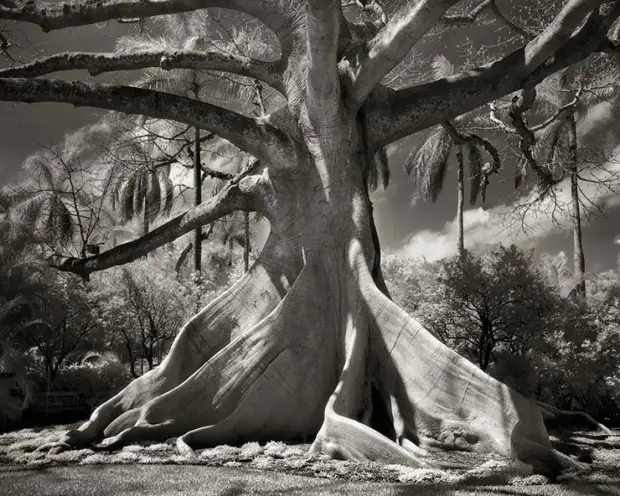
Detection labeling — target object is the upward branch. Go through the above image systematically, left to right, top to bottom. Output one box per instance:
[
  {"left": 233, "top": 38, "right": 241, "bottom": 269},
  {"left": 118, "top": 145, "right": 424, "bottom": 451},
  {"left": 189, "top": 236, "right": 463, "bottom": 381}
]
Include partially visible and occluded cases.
[
  {"left": 306, "top": 0, "right": 342, "bottom": 123},
  {"left": 350, "top": 0, "right": 459, "bottom": 106},
  {"left": 522, "top": 0, "right": 605, "bottom": 74},
  {"left": 0, "top": 78, "right": 297, "bottom": 168}
]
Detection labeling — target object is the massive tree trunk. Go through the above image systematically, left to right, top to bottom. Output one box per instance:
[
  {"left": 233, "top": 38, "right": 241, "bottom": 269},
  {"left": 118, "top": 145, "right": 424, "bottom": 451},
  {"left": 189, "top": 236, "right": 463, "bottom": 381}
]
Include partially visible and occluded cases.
[
  {"left": 2, "top": 0, "right": 617, "bottom": 477},
  {"left": 47, "top": 114, "right": 566, "bottom": 474}
]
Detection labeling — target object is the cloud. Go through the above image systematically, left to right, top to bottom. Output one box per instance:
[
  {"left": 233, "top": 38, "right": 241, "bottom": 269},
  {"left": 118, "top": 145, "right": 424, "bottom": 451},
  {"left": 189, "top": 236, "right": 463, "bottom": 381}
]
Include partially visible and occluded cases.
[{"left": 394, "top": 148, "right": 620, "bottom": 262}]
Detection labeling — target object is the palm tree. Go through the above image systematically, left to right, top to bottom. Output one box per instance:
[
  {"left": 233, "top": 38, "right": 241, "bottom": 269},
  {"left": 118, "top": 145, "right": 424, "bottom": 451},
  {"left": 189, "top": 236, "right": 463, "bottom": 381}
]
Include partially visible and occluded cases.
[
  {"left": 112, "top": 12, "right": 265, "bottom": 278},
  {"left": 404, "top": 56, "right": 497, "bottom": 259},
  {"left": 528, "top": 62, "right": 619, "bottom": 299},
  {"left": 3, "top": 145, "right": 124, "bottom": 261},
  {"left": 4, "top": 150, "right": 84, "bottom": 255},
  {"left": 107, "top": 156, "right": 174, "bottom": 238}
]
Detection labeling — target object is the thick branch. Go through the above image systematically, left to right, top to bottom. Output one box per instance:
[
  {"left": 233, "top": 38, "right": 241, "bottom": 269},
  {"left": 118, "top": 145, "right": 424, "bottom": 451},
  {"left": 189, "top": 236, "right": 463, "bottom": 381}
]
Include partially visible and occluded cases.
[
  {"left": 0, "top": 0, "right": 302, "bottom": 55},
  {"left": 306, "top": 0, "right": 342, "bottom": 122},
  {"left": 350, "top": 0, "right": 459, "bottom": 106},
  {"left": 437, "top": 0, "right": 492, "bottom": 28},
  {"left": 438, "top": 0, "right": 534, "bottom": 39},
  {"left": 523, "top": 0, "right": 604, "bottom": 75},
  {"left": 369, "top": 3, "right": 619, "bottom": 149},
  {"left": 0, "top": 50, "right": 285, "bottom": 93},
  {"left": 0, "top": 78, "right": 296, "bottom": 168},
  {"left": 50, "top": 161, "right": 265, "bottom": 276}
]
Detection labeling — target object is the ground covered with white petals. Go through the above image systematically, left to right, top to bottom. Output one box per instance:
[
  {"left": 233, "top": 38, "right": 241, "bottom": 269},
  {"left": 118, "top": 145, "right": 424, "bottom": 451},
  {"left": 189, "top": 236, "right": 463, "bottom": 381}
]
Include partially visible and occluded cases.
[{"left": 1, "top": 424, "right": 620, "bottom": 488}]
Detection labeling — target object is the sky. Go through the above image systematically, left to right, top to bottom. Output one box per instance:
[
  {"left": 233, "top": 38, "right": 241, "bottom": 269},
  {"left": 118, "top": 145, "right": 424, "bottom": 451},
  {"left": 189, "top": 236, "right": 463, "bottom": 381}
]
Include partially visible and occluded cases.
[
  {"left": 1, "top": 15, "right": 620, "bottom": 274},
  {"left": 371, "top": 102, "right": 620, "bottom": 272}
]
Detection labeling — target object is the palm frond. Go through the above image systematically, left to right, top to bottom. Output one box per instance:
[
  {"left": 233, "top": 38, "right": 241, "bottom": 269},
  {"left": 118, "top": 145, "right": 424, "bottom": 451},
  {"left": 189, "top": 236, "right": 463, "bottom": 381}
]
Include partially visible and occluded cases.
[
  {"left": 115, "top": 34, "right": 180, "bottom": 53},
  {"left": 431, "top": 55, "right": 457, "bottom": 79},
  {"left": 135, "top": 68, "right": 191, "bottom": 94},
  {"left": 405, "top": 126, "right": 452, "bottom": 202},
  {"left": 367, "top": 147, "right": 390, "bottom": 191},
  {"left": 22, "top": 152, "right": 55, "bottom": 189},
  {"left": 514, "top": 157, "right": 528, "bottom": 189},
  {"left": 133, "top": 171, "right": 146, "bottom": 216},
  {"left": 145, "top": 172, "right": 162, "bottom": 222},
  {"left": 121, "top": 174, "right": 136, "bottom": 223},
  {"left": 10, "top": 192, "right": 48, "bottom": 228},
  {"left": 48, "top": 196, "right": 74, "bottom": 243}
]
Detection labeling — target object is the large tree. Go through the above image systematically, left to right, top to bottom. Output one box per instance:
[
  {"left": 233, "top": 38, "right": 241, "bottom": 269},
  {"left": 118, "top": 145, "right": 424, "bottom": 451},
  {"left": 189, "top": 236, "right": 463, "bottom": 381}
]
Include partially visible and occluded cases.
[{"left": 1, "top": 0, "right": 619, "bottom": 474}]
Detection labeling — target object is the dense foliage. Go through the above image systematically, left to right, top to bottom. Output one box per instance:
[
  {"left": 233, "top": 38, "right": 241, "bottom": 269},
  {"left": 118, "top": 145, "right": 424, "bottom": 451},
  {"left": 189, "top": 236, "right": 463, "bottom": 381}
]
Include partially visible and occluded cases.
[{"left": 384, "top": 246, "right": 620, "bottom": 426}]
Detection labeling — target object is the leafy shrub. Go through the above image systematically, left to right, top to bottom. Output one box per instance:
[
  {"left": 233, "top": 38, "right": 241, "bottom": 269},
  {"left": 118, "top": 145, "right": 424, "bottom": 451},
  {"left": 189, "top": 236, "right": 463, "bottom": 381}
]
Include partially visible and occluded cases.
[{"left": 52, "top": 355, "right": 131, "bottom": 409}]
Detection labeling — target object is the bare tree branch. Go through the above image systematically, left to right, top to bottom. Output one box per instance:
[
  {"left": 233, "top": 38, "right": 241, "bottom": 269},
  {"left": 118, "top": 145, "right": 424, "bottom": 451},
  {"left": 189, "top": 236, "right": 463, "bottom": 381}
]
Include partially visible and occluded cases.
[
  {"left": 349, "top": 0, "right": 459, "bottom": 106},
  {"left": 437, "top": 0, "right": 492, "bottom": 28},
  {"left": 368, "top": 2, "right": 620, "bottom": 149},
  {"left": 0, "top": 50, "right": 285, "bottom": 92},
  {"left": 0, "top": 78, "right": 297, "bottom": 168},
  {"left": 49, "top": 160, "right": 266, "bottom": 276}
]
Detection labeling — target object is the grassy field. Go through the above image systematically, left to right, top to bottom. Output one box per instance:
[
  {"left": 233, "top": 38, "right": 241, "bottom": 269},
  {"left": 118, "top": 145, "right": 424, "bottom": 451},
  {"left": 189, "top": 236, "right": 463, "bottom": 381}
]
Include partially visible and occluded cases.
[{"left": 1, "top": 424, "right": 620, "bottom": 495}]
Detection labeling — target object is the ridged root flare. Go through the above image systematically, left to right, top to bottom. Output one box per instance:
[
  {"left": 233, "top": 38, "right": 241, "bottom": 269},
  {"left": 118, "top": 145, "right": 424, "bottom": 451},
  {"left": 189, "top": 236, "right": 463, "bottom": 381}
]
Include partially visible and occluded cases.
[{"left": 45, "top": 237, "right": 592, "bottom": 474}]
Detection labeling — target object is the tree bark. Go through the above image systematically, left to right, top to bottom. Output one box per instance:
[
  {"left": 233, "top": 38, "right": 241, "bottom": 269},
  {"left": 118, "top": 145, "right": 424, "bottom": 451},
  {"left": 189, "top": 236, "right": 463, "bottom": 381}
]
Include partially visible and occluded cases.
[
  {"left": 568, "top": 116, "right": 586, "bottom": 299},
  {"left": 456, "top": 144, "right": 465, "bottom": 259},
  {"left": 243, "top": 212, "right": 250, "bottom": 273}
]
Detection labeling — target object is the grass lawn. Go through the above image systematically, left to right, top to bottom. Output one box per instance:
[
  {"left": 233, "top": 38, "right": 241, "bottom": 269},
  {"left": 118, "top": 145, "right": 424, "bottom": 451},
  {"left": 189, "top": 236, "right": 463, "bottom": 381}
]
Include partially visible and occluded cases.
[{"left": 1, "top": 424, "right": 620, "bottom": 495}]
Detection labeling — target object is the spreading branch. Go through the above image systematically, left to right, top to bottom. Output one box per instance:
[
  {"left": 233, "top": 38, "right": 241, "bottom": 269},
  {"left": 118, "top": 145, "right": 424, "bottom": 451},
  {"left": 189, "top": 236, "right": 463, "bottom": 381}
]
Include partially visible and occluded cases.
[
  {"left": 0, "top": 0, "right": 302, "bottom": 55},
  {"left": 349, "top": 0, "right": 459, "bottom": 106},
  {"left": 438, "top": 0, "right": 534, "bottom": 39},
  {"left": 368, "top": 2, "right": 619, "bottom": 149},
  {"left": 0, "top": 50, "right": 285, "bottom": 92},
  {"left": 0, "top": 78, "right": 297, "bottom": 168},
  {"left": 49, "top": 161, "right": 265, "bottom": 276}
]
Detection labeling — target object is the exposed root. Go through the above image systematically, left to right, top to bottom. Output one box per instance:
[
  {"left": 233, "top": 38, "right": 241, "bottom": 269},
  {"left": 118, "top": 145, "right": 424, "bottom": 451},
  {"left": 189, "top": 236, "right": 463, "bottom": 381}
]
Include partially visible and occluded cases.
[
  {"left": 50, "top": 234, "right": 301, "bottom": 453},
  {"left": 42, "top": 236, "right": 606, "bottom": 480},
  {"left": 322, "top": 241, "right": 578, "bottom": 473},
  {"left": 310, "top": 244, "right": 464, "bottom": 469},
  {"left": 91, "top": 259, "right": 339, "bottom": 452},
  {"left": 311, "top": 310, "right": 438, "bottom": 466},
  {"left": 536, "top": 400, "right": 612, "bottom": 435}
]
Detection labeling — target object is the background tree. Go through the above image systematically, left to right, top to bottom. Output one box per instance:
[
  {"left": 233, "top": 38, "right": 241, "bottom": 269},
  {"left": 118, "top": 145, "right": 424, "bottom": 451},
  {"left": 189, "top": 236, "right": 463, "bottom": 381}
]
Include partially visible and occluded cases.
[
  {"left": 1, "top": 0, "right": 619, "bottom": 472},
  {"left": 404, "top": 55, "right": 500, "bottom": 258},
  {"left": 489, "top": 57, "right": 619, "bottom": 299},
  {"left": 3, "top": 146, "right": 114, "bottom": 259},
  {"left": 0, "top": 218, "right": 48, "bottom": 428},
  {"left": 434, "top": 245, "right": 560, "bottom": 371},
  {"left": 95, "top": 258, "right": 207, "bottom": 377},
  {"left": 27, "top": 273, "right": 105, "bottom": 391}
]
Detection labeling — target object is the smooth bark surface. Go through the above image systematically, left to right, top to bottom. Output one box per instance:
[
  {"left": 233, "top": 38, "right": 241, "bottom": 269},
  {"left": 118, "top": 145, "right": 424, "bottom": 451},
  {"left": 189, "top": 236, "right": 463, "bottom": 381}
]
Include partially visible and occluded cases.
[{"left": 3, "top": 0, "right": 617, "bottom": 475}]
